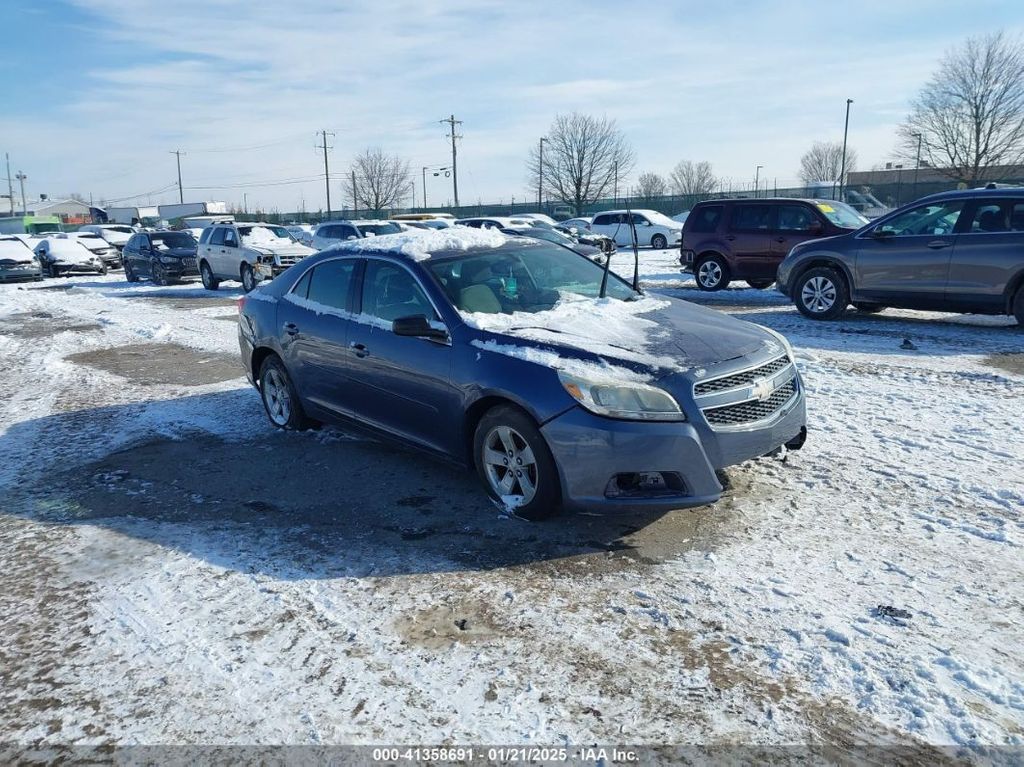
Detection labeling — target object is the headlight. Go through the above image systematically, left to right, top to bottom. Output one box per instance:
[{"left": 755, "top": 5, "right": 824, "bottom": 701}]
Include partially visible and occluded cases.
[
  {"left": 756, "top": 325, "right": 794, "bottom": 360},
  {"left": 558, "top": 371, "right": 686, "bottom": 421}
]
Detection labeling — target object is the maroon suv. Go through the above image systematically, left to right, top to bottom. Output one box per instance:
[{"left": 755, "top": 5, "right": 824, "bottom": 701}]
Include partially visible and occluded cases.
[{"left": 680, "top": 198, "right": 868, "bottom": 290}]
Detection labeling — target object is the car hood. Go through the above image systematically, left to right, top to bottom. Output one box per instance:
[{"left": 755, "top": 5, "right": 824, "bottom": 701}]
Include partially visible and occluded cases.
[
  {"left": 101, "top": 231, "right": 132, "bottom": 245},
  {"left": 155, "top": 247, "right": 197, "bottom": 258},
  {"left": 467, "top": 294, "right": 777, "bottom": 379}
]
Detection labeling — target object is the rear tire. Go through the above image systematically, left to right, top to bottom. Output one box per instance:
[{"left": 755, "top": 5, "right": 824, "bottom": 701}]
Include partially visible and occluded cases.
[
  {"left": 651, "top": 233, "right": 668, "bottom": 250},
  {"left": 695, "top": 254, "right": 730, "bottom": 291},
  {"left": 200, "top": 261, "right": 220, "bottom": 291},
  {"left": 241, "top": 263, "right": 257, "bottom": 293},
  {"left": 794, "top": 266, "right": 849, "bottom": 320},
  {"left": 747, "top": 279, "right": 775, "bottom": 290},
  {"left": 1013, "top": 286, "right": 1024, "bottom": 326},
  {"left": 854, "top": 302, "right": 886, "bottom": 314},
  {"left": 258, "top": 356, "right": 315, "bottom": 431},
  {"left": 474, "top": 405, "right": 560, "bottom": 521}
]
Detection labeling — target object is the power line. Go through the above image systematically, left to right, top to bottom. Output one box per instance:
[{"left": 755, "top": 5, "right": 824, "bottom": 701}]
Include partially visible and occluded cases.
[
  {"left": 439, "top": 114, "right": 462, "bottom": 208},
  {"left": 316, "top": 130, "right": 336, "bottom": 218}
]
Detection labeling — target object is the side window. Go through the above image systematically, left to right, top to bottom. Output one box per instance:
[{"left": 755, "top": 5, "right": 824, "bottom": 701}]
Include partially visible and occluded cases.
[
  {"left": 875, "top": 201, "right": 965, "bottom": 237},
  {"left": 965, "top": 201, "right": 1009, "bottom": 233},
  {"left": 1011, "top": 202, "right": 1024, "bottom": 231},
  {"left": 689, "top": 205, "right": 723, "bottom": 234},
  {"left": 730, "top": 205, "right": 773, "bottom": 231},
  {"left": 776, "top": 205, "right": 819, "bottom": 233},
  {"left": 630, "top": 213, "right": 649, "bottom": 226},
  {"left": 592, "top": 214, "right": 610, "bottom": 226},
  {"left": 342, "top": 225, "right": 358, "bottom": 239},
  {"left": 210, "top": 227, "right": 226, "bottom": 246},
  {"left": 199, "top": 228, "right": 212, "bottom": 245},
  {"left": 223, "top": 229, "right": 238, "bottom": 247},
  {"left": 126, "top": 235, "right": 138, "bottom": 250},
  {"left": 306, "top": 259, "right": 356, "bottom": 311},
  {"left": 361, "top": 261, "right": 436, "bottom": 323},
  {"left": 290, "top": 269, "right": 313, "bottom": 300}
]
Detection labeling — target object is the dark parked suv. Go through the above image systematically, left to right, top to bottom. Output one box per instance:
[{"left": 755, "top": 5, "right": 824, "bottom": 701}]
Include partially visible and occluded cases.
[
  {"left": 777, "top": 187, "right": 1024, "bottom": 323},
  {"left": 681, "top": 198, "right": 868, "bottom": 291},
  {"left": 123, "top": 230, "right": 199, "bottom": 285}
]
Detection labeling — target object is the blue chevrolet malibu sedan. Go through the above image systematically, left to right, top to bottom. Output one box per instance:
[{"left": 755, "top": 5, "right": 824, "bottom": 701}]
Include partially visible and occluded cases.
[{"left": 238, "top": 229, "right": 806, "bottom": 519}]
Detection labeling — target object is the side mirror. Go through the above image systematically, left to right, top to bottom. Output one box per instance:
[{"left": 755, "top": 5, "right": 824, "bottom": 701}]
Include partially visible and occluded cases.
[
  {"left": 345, "top": 235, "right": 358, "bottom": 241},
  {"left": 392, "top": 314, "right": 448, "bottom": 340}
]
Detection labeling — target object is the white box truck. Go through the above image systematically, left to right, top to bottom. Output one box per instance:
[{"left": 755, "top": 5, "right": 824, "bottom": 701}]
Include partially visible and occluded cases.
[
  {"left": 158, "top": 202, "right": 228, "bottom": 221},
  {"left": 106, "top": 206, "right": 160, "bottom": 227}
]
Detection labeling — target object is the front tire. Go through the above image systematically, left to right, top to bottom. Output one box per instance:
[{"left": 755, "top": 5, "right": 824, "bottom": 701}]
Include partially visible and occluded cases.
[
  {"left": 651, "top": 233, "right": 668, "bottom": 250},
  {"left": 695, "top": 255, "right": 730, "bottom": 291},
  {"left": 124, "top": 260, "right": 140, "bottom": 282},
  {"left": 151, "top": 261, "right": 169, "bottom": 286},
  {"left": 200, "top": 261, "right": 220, "bottom": 291},
  {"left": 241, "top": 263, "right": 258, "bottom": 293},
  {"left": 794, "top": 266, "right": 849, "bottom": 320},
  {"left": 853, "top": 302, "right": 886, "bottom": 314},
  {"left": 258, "top": 356, "right": 314, "bottom": 430},
  {"left": 474, "top": 405, "right": 560, "bottom": 520}
]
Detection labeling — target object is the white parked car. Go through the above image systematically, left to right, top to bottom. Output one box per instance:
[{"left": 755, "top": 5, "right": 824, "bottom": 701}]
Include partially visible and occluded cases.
[
  {"left": 588, "top": 209, "right": 683, "bottom": 249},
  {"left": 671, "top": 211, "right": 690, "bottom": 224},
  {"left": 514, "top": 213, "right": 558, "bottom": 226},
  {"left": 455, "top": 216, "right": 535, "bottom": 230},
  {"left": 559, "top": 216, "right": 593, "bottom": 232},
  {"left": 311, "top": 220, "right": 403, "bottom": 251},
  {"left": 197, "top": 221, "right": 315, "bottom": 292},
  {"left": 78, "top": 224, "right": 136, "bottom": 252},
  {"left": 286, "top": 224, "right": 314, "bottom": 246},
  {"left": 68, "top": 231, "right": 122, "bottom": 269},
  {"left": 0, "top": 236, "right": 42, "bottom": 282},
  {"left": 33, "top": 236, "right": 108, "bottom": 277}
]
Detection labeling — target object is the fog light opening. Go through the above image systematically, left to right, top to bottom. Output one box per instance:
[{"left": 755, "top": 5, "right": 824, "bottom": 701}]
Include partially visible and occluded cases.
[{"left": 605, "top": 471, "right": 686, "bottom": 499}]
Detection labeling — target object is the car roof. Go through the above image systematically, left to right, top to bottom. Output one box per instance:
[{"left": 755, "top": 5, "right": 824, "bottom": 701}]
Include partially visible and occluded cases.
[{"left": 912, "top": 186, "right": 1024, "bottom": 203}]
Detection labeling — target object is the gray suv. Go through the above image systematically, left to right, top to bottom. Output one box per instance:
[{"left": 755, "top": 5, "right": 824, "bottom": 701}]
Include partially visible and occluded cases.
[{"left": 777, "top": 187, "right": 1024, "bottom": 324}]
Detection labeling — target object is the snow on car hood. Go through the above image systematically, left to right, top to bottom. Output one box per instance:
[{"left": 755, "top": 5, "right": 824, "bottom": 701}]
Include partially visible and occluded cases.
[
  {"left": 38, "top": 239, "right": 98, "bottom": 264},
  {"left": 0, "top": 240, "right": 34, "bottom": 262},
  {"left": 461, "top": 292, "right": 774, "bottom": 377}
]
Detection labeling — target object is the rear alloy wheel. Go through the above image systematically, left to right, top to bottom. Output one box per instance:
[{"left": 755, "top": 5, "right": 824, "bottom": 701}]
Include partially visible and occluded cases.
[
  {"left": 651, "top": 233, "right": 668, "bottom": 250},
  {"left": 695, "top": 255, "right": 730, "bottom": 291},
  {"left": 124, "top": 260, "right": 140, "bottom": 282},
  {"left": 200, "top": 261, "right": 220, "bottom": 291},
  {"left": 241, "top": 263, "right": 258, "bottom": 293},
  {"left": 794, "top": 266, "right": 849, "bottom": 320},
  {"left": 747, "top": 279, "right": 775, "bottom": 290},
  {"left": 1013, "top": 286, "right": 1024, "bottom": 326},
  {"left": 853, "top": 302, "right": 886, "bottom": 314},
  {"left": 259, "top": 356, "right": 314, "bottom": 430},
  {"left": 474, "top": 405, "right": 560, "bottom": 521}
]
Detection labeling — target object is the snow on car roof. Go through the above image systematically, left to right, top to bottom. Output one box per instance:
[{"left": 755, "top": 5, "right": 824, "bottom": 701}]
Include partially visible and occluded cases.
[{"left": 325, "top": 226, "right": 518, "bottom": 261}]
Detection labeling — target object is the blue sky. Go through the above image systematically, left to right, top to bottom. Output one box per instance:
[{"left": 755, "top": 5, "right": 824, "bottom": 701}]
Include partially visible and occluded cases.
[{"left": 3, "top": 0, "right": 1023, "bottom": 213}]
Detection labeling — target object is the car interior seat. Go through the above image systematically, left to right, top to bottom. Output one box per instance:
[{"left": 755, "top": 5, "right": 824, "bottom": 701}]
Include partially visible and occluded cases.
[{"left": 459, "top": 284, "right": 501, "bottom": 314}]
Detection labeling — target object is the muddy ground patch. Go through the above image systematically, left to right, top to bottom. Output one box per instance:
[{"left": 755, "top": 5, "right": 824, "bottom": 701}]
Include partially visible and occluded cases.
[{"left": 66, "top": 343, "right": 242, "bottom": 386}]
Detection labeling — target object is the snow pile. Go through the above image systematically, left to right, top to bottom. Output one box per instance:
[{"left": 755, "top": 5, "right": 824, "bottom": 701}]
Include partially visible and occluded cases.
[
  {"left": 241, "top": 226, "right": 291, "bottom": 247},
  {"left": 326, "top": 226, "right": 513, "bottom": 261},
  {"left": 463, "top": 292, "right": 682, "bottom": 371},
  {"left": 471, "top": 339, "right": 651, "bottom": 383}
]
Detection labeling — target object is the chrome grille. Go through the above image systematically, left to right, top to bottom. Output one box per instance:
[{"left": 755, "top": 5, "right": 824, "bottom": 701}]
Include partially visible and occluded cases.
[
  {"left": 277, "top": 255, "right": 304, "bottom": 266},
  {"left": 182, "top": 257, "right": 197, "bottom": 269},
  {"left": 694, "top": 355, "right": 790, "bottom": 395},
  {"left": 703, "top": 380, "right": 797, "bottom": 426}
]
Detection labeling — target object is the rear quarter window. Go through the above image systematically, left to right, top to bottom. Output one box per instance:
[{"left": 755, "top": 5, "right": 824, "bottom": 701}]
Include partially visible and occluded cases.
[
  {"left": 688, "top": 205, "right": 724, "bottom": 234},
  {"left": 592, "top": 214, "right": 611, "bottom": 226}
]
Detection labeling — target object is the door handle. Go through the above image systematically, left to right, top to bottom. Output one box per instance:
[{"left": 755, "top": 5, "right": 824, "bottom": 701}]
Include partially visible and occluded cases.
[
  {"left": 725, "top": 235, "right": 736, "bottom": 241},
  {"left": 775, "top": 237, "right": 786, "bottom": 243},
  {"left": 926, "top": 240, "right": 951, "bottom": 249},
  {"left": 284, "top": 322, "right": 299, "bottom": 336},
  {"left": 350, "top": 342, "right": 369, "bottom": 358}
]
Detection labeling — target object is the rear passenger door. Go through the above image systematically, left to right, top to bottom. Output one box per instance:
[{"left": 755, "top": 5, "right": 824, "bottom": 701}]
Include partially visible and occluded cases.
[
  {"left": 945, "top": 198, "right": 1024, "bottom": 312},
  {"left": 726, "top": 203, "right": 774, "bottom": 279},
  {"left": 206, "top": 227, "right": 227, "bottom": 276}
]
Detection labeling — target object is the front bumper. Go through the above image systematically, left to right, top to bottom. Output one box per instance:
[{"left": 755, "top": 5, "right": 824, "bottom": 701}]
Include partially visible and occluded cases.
[
  {"left": 161, "top": 257, "right": 199, "bottom": 277},
  {"left": 50, "top": 262, "right": 106, "bottom": 275},
  {"left": 0, "top": 264, "right": 43, "bottom": 282},
  {"left": 541, "top": 398, "right": 806, "bottom": 512}
]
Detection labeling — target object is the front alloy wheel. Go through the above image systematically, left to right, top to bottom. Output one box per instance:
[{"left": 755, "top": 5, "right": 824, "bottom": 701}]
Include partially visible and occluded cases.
[
  {"left": 152, "top": 261, "right": 168, "bottom": 286},
  {"left": 200, "top": 261, "right": 220, "bottom": 291},
  {"left": 241, "top": 263, "right": 257, "bottom": 293},
  {"left": 795, "top": 266, "right": 849, "bottom": 320}
]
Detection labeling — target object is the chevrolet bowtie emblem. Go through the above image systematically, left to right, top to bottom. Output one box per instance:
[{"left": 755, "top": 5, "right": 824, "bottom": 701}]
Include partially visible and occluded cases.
[{"left": 751, "top": 377, "right": 774, "bottom": 402}]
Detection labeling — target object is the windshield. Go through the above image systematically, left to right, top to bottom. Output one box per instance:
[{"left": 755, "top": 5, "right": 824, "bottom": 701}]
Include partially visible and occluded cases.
[
  {"left": 815, "top": 201, "right": 869, "bottom": 229},
  {"left": 646, "top": 212, "right": 679, "bottom": 227},
  {"left": 358, "top": 222, "right": 402, "bottom": 236},
  {"left": 31, "top": 223, "right": 62, "bottom": 234},
  {"left": 105, "top": 226, "right": 134, "bottom": 234},
  {"left": 151, "top": 232, "right": 196, "bottom": 249},
  {"left": 0, "top": 239, "right": 32, "bottom": 257},
  {"left": 427, "top": 244, "right": 637, "bottom": 316}
]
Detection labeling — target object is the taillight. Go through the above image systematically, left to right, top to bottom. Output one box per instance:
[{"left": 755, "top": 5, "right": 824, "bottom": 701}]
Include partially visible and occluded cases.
[{"left": 237, "top": 296, "right": 247, "bottom": 313}]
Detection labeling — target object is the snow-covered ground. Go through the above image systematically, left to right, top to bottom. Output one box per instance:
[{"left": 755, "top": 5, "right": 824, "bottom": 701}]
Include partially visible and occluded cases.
[{"left": 0, "top": 249, "right": 1022, "bottom": 756}]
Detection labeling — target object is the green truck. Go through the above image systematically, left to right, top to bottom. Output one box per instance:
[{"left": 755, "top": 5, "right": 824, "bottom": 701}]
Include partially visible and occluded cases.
[{"left": 0, "top": 215, "right": 65, "bottom": 235}]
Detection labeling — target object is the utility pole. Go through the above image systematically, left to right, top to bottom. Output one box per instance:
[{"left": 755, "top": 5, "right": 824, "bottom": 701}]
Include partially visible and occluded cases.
[
  {"left": 839, "top": 98, "right": 853, "bottom": 201},
  {"left": 440, "top": 114, "right": 462, "bottom": 209},
  {"left": 316, "top": 130, "right": 335, "bottom": 218},
  {"left": 913, "top": 132, "right": 923, "bottom": 200},
  {"left": 538, "top": 137, "right": 546, "bottom": 209},
  {"left": 170, "top": 149, "right": 185, "bottom": 203},
  {"left": 5, "top": 154, "right": 13, "bottom": 215},
  {"left": 614, "top": 161, "right": 619, "bottom": 204},
  {"left": 754, "top": 165, "right": 763, "bottom": 198},
  {"left": 422, "top": 166, "right": 428, "bottom": 210},
  {"left": 351, "top": 170, "right": 358, "bottom": 216},
  {"left": 16, "top": 171, "right": 27, "bottom": 214},
  {"left": 243, "top": 193, "right": 248, "bottom": 215}
]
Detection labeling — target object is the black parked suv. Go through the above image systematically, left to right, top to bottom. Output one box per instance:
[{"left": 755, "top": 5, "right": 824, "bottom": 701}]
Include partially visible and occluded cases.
[
  {"left": 776, "top": 187, "right": 1024, "bottom": 324},
  {"left": 681, "top": 198, "right": 868, "bottom": 290},
  {"left": 123, "top": 230, "right": 199, "bottom": 285}
]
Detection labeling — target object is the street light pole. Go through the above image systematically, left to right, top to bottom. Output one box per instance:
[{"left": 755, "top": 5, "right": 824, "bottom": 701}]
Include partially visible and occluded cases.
[
  {"left": 839, "top": 98, "right": 853, "bottom": 201},
  {"left": 913, "top": 132, "right": 923, "bottom": 200},
  {"left": 538, "top": 137, "right": 546, "bottom": 209},
  {"left": 754, "top": 165, "right": 763, "bottom": 198},
  {"left": 16, "top": 171, "right": 27, "bottom": 214}
]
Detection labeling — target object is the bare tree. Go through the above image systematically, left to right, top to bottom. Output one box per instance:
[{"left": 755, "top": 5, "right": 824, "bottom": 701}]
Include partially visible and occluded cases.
[
  {"left": 899, "top": 32, "right": 1024, "bottom": 184},
  {"left": 527, "top": 113, "right": 635, "bottom": 216},
  {"left": 798, "top": 142, "right": 857, "bottom": 185},
  {"left": 343, "top": 147, "right": 412, "bottom": 214},
  {"left": 669, "top": 160, "right": 717, "bottom": 196},
  {"left": 634, "top": 172, "right": 667, "bottom": 202}
]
